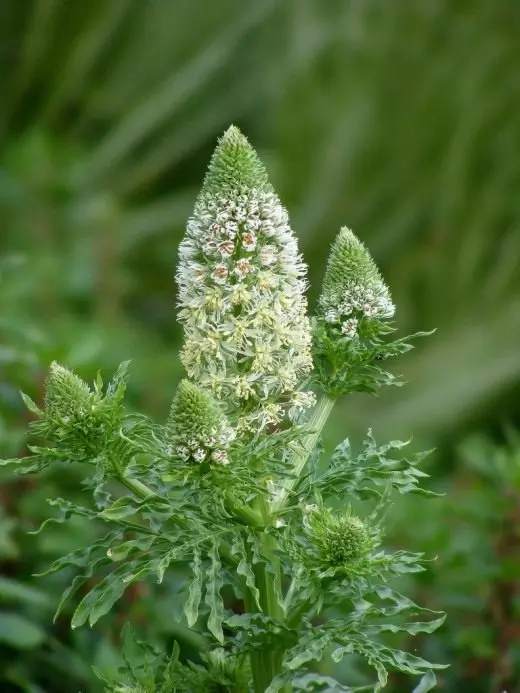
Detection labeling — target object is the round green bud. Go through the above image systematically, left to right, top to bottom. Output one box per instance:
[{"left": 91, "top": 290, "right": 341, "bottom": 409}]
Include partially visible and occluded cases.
[{"left": 306, "top": 508, "right": 371, "bottom": 568}]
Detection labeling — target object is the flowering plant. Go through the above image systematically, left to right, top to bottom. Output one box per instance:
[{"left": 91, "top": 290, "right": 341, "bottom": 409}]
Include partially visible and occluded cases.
[{"left": 3, "top": 127, "right": 445, "bottom": 692}]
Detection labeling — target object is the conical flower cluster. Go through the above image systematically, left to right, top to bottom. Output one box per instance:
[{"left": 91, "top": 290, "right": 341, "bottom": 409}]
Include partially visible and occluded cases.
[
  {"left": 176, "top": 126, "right": 314, "bottom": 430},
  {"left": 319, "top": 227, "right": 395, "bottom": 339},
  {"left": 166, "top": 380, "right": 235, "bottom": 466}
]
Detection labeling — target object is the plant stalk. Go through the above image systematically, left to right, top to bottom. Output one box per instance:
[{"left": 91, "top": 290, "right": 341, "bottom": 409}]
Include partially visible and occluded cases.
[{"left": 271, "top": 395, "right": 335, "bottom": 514}]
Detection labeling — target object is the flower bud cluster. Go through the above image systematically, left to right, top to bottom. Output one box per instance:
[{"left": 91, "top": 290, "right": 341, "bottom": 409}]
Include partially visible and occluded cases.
[
  {"left": 176, "top": 126, "right": 313, "bottom": 430},
  {"left": 319, "top": 227, "right": 395, "bottom": 338},
  {"left": 166, "top": 380, "right": 235, "bottom": 466}
]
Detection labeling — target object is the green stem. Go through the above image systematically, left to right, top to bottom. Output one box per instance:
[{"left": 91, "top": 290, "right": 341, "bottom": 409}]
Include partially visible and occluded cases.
[
  {"left": 271, "top": 395, "right": 335, "bottom": 514},
  {"left": 246, "top": 396, "right": 336, "bottom": 691},
  {"left": 119, "top": 475, "right": 155, "bottom": 498},
  {"left": 243, "top": 498, "right": 287, "bottom": 693},
  {"left": 168, "top": 619, "right": 212, "bottom": 655}
]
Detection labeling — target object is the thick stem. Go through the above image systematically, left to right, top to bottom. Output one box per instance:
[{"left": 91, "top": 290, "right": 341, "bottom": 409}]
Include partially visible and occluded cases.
[
  {"left": 271, "top": 395, "right": 335, "bottom": 514},
  {"left": 247, "top": 396, "right": 336, "bottom": 691},
  {"left": 246, "top": 500, "right": 288, "bottom": 693}
]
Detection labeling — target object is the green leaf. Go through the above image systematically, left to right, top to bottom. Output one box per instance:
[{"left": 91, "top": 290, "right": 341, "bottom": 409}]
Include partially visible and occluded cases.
[
  {"left": 20, "top": 391, "right": 42, "bottom": 416},
  {"left": 99, "top": 496, "right": 142, "bottom": 521},
  {"left": 233, "top": 535, "right": 261, "bottom": 610},
  {"left": 205, "top": 540, "right": 224, "bottom": 643},
  {"left": 184, "top": 549, "right": 203, "bottom": 627},
  {"left": 71, "top": 562, "right": 136, "bottom": 628},
  {"left": 0, "top": 613, "right": 46, "bottom": 649},
  {"left": 412, "top": 671, "right": 438, "bottom": 693}
]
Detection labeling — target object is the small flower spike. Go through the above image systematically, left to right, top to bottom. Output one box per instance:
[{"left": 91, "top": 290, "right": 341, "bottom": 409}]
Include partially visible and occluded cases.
[
  {"left": 319, "top": 227, "right": 395, "bottom": 325},
  {"left": 166, "top": 379, "right": 235, "bottom": 466}
]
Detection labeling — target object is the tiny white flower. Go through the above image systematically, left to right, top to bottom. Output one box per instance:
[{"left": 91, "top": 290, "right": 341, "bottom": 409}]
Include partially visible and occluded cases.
[
  {"left": 225, "top": 221, "right": 238, "bottom": 239},
  {"left": 242, "top": 232, "right": 257, "bottom": 252},
  {"left": 203, "top": 240, "right": 218, "bottom": 255},
  {"left": 217, "top": 240, "right": 235, "bottom": 258},
  {"left": 259, "top": 245, "right": 278, "bottom": 266},
  {"left": 234, "top": 258, "right": 252, "bottom": 278},
  {"left": 212, "top": 265, "right": 229, "bottom": 284},
  {"left": 230, "top": 284, "right": 252, "bottom": 305},
  {"left": 338, "top": 301, "right": 353, "bottom": 316},
  {"left": 363, "top": 302, "right": 378, "bottom": 318},
  {"left": 324, "top": 308, "right": 339, "bottom": 324},
  {"left": 341, "top": 318, "right": 358, "bottom": 338},
  {"left": 219, "top": 426, "right": 236, "bottom": 445},
  {"left": 175, "top": 446, "right": 190, "bottom": 461},
  {"left": 193, "top": 448, "right": 207, "bottom": 463},
  {"left": 211, "top": 449, "right": 229, "bottom": 465},
  {"left": 274, "top": 518, "right": 286, "bottom": 528}
]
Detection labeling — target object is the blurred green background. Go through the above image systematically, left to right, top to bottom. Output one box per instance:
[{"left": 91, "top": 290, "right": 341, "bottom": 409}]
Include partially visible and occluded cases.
[{"left": 1, "top": 1, "right": 520, "bottom": 691}]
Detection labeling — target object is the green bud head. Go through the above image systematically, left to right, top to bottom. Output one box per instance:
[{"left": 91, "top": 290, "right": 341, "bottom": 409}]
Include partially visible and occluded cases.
[
  {"left": 202, "top": 125, "right": 270, "bottom": 194},
  {"left": 319, "top": 227, "right": 395, "bottom": 323},
  {"left": 45, "top": 361, "right": 96, "bottom": 421},
  {"left": 42, "top": 362, "right": 123, "bottom": 465},
  {"left": 306, "top": 508, "right": 371, "bottom": 568}
]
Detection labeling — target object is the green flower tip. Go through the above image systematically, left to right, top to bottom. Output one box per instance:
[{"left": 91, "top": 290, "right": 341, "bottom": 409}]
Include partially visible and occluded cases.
[
  {"left": 203, "top": 124, "right": 270, "bottom": 193},
  {"left": 319, "top": 227, "right": 395, "bottom": 330},
  {"left": 44, "top": 361, "right": 94, "bottom": 419},
  {"left": 166, "top": 380, "right": 235, "bottom": 466},
  {"left": 306, "top": 507, "right": 371, "bottom": 567}
]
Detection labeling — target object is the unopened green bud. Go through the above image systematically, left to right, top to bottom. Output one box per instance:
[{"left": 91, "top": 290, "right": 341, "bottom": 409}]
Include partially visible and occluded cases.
[
  {"left": 202, "top": 125, "right": 270, "bottom": 194},
  {"left": 319, "top": 227, "right": 395, "bottom": 329},
  {"left": 41, "top": 362, "right": 127, "bottom": 466},
  {"left": 43, "top": 362, "right": 106, "bottom": 456},
  {"left": 45, "top": 362, "right": 97, "bottom": 421},
  {"left": 166, "top": 380, "right": 235, "bottom": 466},
  {"left": 305, "top": 507, "right": 371, "bottom": 568}
]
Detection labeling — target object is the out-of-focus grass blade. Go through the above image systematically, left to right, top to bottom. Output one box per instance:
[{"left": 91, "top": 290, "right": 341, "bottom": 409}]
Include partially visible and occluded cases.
[{"left": 83, "top": 1, "right": 277, "bottom": 183}]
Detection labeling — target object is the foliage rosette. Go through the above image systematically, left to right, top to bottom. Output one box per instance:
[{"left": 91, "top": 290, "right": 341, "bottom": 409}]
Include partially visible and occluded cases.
[{"left": 176, "top": 125, "right": 314, "bottom": 431}]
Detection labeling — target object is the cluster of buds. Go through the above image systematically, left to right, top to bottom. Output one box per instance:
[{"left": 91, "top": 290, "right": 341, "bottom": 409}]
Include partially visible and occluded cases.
[
  {"left": 176, "top": 126, "right": 313, "bottom": 430},
  {"left": 319, "top": 227, "right": 395, "bottom": 339},
  {"left": 166, "top": 380, "right": 235, "bottom": 466}
]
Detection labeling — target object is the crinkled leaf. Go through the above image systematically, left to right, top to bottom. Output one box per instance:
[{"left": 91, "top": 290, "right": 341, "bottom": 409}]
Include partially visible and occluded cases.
[
  {"left": 99, "top": 496, "right": 143, "bottom": 521},
  {"left": 233, "top": 534, "right": 261, "bottom": 610},
  {"left": 205, "top": 540, "right": 224, "bottom": 643},
  {"left": 184, "top": 549, "right": 203, "bottom": 627},
  {"left": 71, "top": 561, "right": 139, "bottom": 628},
  {"left": 412, "top": 670, "right": 438, "bottom": 693}
]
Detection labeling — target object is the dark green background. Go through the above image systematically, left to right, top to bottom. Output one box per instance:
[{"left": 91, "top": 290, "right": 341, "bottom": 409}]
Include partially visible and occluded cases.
[{"left": 1, "top": 2, "right": 520, "bottom": 691}]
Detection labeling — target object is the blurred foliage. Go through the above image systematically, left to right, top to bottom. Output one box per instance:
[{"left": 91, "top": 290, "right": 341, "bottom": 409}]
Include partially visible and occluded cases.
[{"left": 1, "top": 0, "right": 520, "bottom": 691}]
